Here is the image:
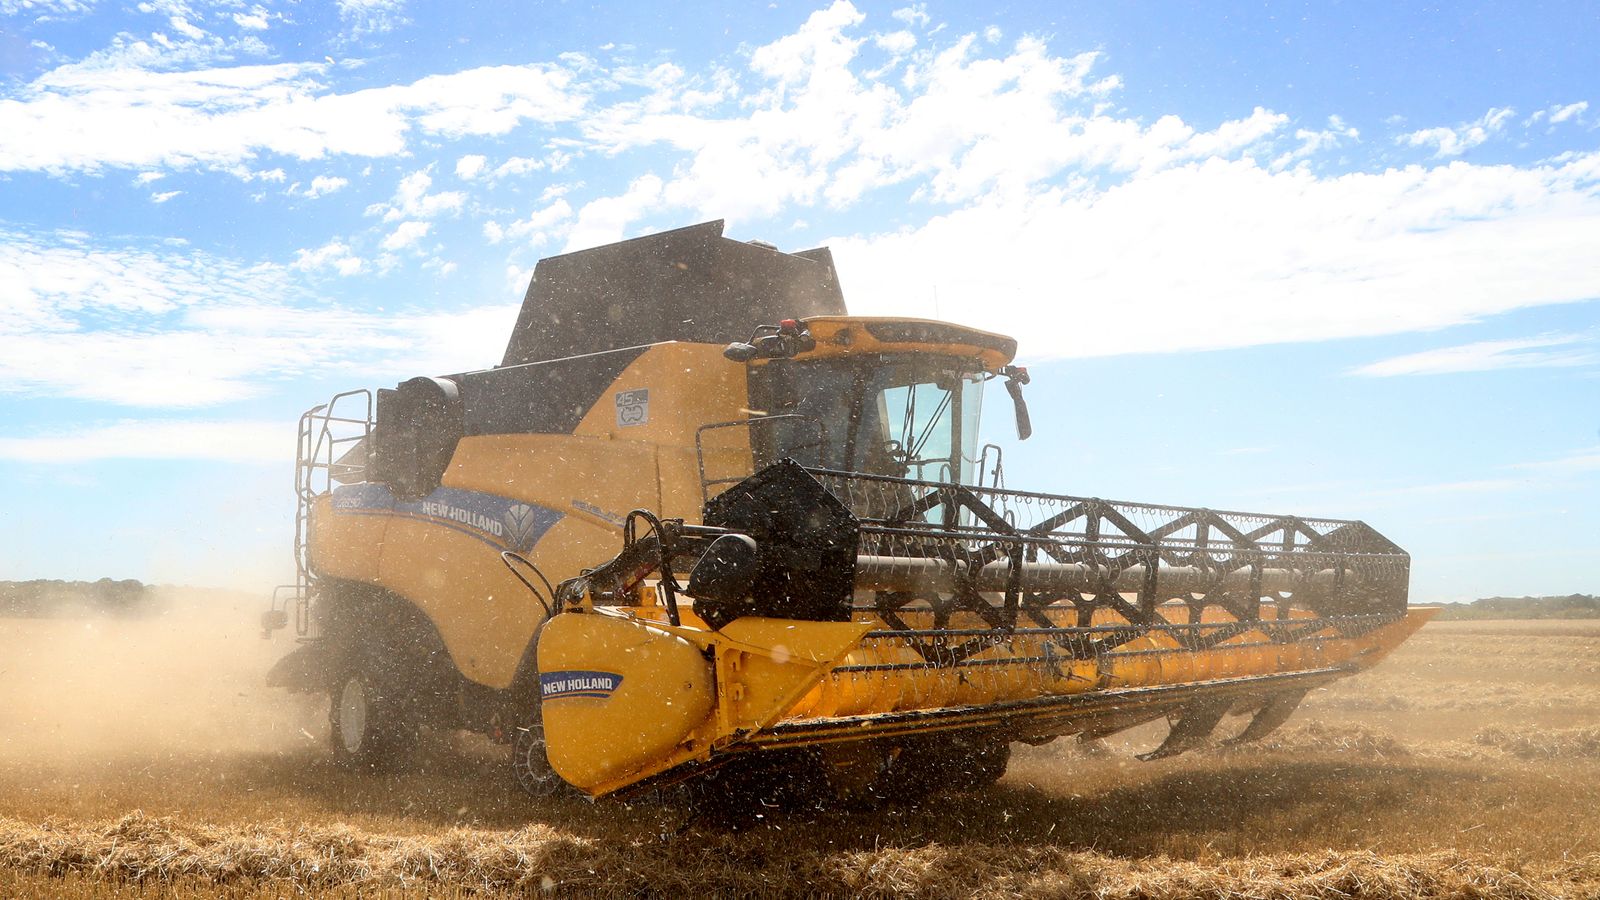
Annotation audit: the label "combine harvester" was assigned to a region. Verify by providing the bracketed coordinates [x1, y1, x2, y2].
[265, 221, 1432, 802]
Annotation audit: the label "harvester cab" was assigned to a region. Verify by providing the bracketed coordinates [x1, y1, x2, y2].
[265, 219, 1433, 803]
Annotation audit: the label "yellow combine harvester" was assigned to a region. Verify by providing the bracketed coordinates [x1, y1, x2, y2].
[264, 220, 1431, 802]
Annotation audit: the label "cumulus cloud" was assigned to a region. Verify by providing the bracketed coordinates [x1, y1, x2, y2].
[501, 198, 573, 246]
[454, 153, 486, 179]
[291, 239, 364, 275]
[232, 7, 269, 30]
[303, 175, 348, 198]
[563, 174, 661, 251]
[492, 155, 546, 177]
[380, 220, 430, 250]
[1401, 107, 1515, 157]
[369, 169, 464, 221]
[1527, 101, 1589, 128]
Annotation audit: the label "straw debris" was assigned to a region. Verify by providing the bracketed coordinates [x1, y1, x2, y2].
[1, 812, 1593, 898]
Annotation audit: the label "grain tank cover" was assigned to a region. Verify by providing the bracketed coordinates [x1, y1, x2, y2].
[501, 219, 847, 366]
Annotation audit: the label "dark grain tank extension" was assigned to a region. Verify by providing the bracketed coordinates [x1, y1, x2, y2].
[501, 219, 847, 366]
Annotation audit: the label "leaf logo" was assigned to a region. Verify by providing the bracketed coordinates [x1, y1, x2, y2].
[504, 503, 537, 549]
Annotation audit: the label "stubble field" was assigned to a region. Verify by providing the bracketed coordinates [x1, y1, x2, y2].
[1, 602, 1597, 899]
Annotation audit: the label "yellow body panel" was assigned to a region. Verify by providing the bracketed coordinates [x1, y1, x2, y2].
[306, 494, 385, 582]
[537, 613, 716, 793]
[571, 342, 752, 520]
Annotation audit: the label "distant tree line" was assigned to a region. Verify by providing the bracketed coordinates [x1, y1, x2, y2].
[1433, 594, 1600, 620]
[0, 578, 160, 618]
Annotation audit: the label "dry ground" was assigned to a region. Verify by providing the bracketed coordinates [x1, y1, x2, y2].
[1, 607, 1597, 898]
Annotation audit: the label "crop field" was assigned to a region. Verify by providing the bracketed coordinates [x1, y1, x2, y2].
[1, 604, 1598, 898]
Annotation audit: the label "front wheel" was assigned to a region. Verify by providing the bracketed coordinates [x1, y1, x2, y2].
[328, 669, 417, 771]
[512, 721, 573, 801]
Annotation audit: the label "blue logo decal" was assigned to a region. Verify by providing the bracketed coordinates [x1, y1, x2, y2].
[330, 484, 561, 552]
[540, 670, 624, 701]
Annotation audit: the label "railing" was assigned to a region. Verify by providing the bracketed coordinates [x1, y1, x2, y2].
[695, 414, 828, 504]
[288, 389, 373, 639]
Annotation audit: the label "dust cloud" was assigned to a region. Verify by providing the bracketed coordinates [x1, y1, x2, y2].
[0, 590, 324, 765]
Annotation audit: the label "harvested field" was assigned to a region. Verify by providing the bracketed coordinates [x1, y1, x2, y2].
[1, 611, 1598, 898]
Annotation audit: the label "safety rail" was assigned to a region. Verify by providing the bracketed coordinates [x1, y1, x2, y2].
[694, 414, 828, 504]
[288, 389, 373, 639]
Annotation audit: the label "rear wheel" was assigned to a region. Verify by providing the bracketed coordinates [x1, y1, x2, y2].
[328, 667, 418, 771]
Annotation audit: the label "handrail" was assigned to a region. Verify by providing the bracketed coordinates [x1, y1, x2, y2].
[290, 389, 373, 638]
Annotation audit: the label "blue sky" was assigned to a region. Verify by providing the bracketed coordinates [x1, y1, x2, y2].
[0, 0, 1595, 601]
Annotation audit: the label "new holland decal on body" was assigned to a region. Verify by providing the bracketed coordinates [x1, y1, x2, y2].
[540, 670, 624, 701]
[329, 483, 563, 552]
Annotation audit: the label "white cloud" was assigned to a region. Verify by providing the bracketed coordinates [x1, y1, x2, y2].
[1272, 114, 1359, 169]
[0, 228, 523, 407]
[873, 30, 915, 55]
[891, 3, 929, 28]
[6, 2, 1600, 407]
[232, 8, 268, 30]
[492, 155, 546, 177]
[1350, 335, 1597, 377]
[371, 169, 464, 221]
[1510, 447, 1600, 477]
[291, 239, 364, 275]
[1529, 101, 1589, 129]
[381, 220, 430, 250]
[564, 175, 661, 251]
[304, 175, 348, 198]
[1, 0, 95, 15]
[0, 58, 586, 175]
[828, 153, 1600, 359]
[150, 189, 181, 202]
[337, 0, 406, 37]
[0, 419, 292, 463]
[1548, 101, 1588, 124]
[1401, 107, 1515, 157]
[167, 14, 204, 40]
[503, 198, 573, 245]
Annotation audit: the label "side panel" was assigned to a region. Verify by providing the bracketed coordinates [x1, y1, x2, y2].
[367, 435, 662, 689]
[306, 493, 386, 582]
[308, 342, 752, 691]
[570, 342, 751, 521]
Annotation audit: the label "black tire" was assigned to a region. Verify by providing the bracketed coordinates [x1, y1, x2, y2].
[512, 721, 574, 801]
[879, 734, 1012, 799]
[949, 738, 1011, 791]
[328, 667, 418, 771]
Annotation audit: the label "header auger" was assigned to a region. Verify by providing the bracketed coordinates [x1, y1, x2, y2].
[265, 219, 1433, 803]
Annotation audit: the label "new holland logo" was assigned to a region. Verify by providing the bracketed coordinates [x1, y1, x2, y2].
[539, 670, 624, 701]
[503, 503, 538, 549]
